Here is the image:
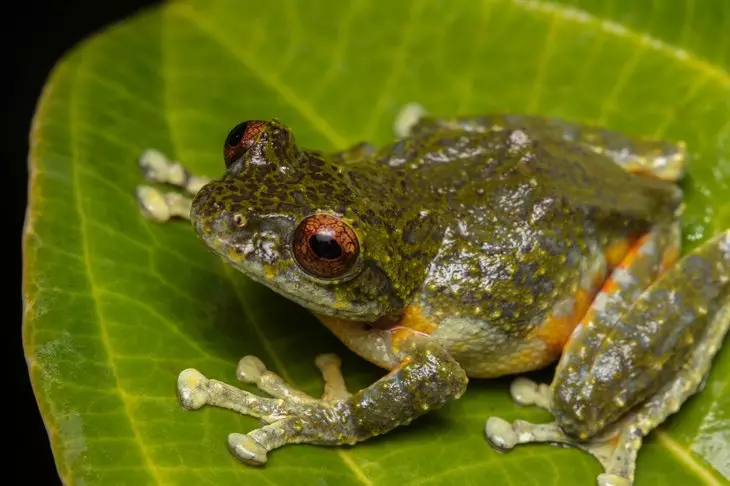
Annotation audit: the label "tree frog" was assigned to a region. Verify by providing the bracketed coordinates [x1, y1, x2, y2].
[135, 104, 729, 486]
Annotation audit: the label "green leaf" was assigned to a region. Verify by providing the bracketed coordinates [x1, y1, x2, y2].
[23, 0, 730, 484]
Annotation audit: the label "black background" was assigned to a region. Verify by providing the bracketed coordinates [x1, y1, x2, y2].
[12, 1, 158, 483]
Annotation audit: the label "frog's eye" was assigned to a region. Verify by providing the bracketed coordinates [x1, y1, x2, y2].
[292, 214, 360, 279]
[223, 120, 267, 168]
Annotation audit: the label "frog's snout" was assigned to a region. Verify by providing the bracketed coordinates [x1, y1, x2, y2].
[191, 182, 248, 239]
[190, 181, 290, 266]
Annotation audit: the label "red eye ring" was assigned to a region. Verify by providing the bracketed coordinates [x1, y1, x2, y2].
[293, 214, 360, 279]
[224, 120, 267, 168]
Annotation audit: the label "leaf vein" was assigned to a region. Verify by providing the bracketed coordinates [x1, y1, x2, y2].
[170, 3, 348, 149]
[507, 0, 730, 87]
[69, 48, 163, 484]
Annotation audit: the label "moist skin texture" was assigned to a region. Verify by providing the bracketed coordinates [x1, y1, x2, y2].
[135, 108, 729, 486]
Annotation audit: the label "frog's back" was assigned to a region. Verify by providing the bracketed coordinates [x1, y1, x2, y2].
[395, 127, 682, 377]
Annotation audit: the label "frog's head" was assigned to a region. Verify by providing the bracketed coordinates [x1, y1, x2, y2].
[191, 119, 423, 322]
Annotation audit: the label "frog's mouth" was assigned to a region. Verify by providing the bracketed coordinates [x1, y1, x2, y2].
[197, 226, 385, 322]
[227, 253, 385, 322]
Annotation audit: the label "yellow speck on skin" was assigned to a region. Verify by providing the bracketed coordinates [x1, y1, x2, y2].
[226, 247, 242, 263]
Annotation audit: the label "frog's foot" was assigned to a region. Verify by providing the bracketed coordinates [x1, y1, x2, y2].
[485, 417, 632, 486]
[487, 230, 730, 486]
[394, 102, 428, 138]
[507, 376, 551, 409]
[136, 186, 193, 222]
[488, 377, 628, 483]
[235, 354, 351, 402]
[177, 353, 353, 466]
[135, 149, 211, 222]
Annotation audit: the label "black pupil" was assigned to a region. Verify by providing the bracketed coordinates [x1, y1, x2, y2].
[309, 233, 342, 260]
[226, 122, 248, 147]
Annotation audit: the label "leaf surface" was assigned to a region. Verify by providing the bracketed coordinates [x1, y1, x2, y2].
[24, 0, 730, 484]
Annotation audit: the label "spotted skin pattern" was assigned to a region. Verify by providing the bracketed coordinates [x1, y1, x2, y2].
[135, 107, 728, 486]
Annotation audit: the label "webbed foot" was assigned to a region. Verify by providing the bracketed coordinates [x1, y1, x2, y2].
[177, 353, 355, 465]
[486, 230, 730, 486]
[178, 334, 468, 466]
[135, 149, 210, 222]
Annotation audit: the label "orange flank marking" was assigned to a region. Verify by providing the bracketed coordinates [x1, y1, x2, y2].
[398, 305, 438, 334]
[660, 241, 680, 273]
[542, 232, 655, 354]
[390, 328, 414, 355]
[535, 287, 595, 355]
[374, 304, 438, 335]
[605, 238, 632, 268]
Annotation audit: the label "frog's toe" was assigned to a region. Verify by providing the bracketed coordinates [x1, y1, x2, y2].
[484, 415, 638, 484]
[235, 355, 268, 383]
[394, 102, 428, 137]
[228, 432, 269, 466]
[138, 148, 210, 193]
[315, 353, 351, 400]
[228, 416, 307, 465]
[597, 473, 632, 486]
[236, 355, 318, 403]
[177, 368, 210, 410]
[136, 185, 171, 222]
[136, 185, 193, 222]
[484, 417, 518, 450]
[486, 418, 573, 451]
[139, 148, 173, 183]
[509, 377, 551, 409]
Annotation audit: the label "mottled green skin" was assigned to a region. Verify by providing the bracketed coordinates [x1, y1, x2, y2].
[170, 113, 730, 477]
[192, 116, 679, 323]
[189, 114, 694, 442]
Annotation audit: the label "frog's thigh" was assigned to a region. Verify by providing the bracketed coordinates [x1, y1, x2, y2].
[487, 230, 730, 486]
[135, 149, 211, 222]
[553, 222, 683, 419]
[495, 223, 680, 416]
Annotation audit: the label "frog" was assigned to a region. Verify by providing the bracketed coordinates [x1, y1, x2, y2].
[135, 103, 729, 486]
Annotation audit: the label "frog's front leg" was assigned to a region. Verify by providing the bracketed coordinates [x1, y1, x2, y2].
[135, 149, 211, 222]
[487, 229, 730, 486]
[178, 330, 468, 465]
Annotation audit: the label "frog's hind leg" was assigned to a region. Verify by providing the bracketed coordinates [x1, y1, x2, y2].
[545, 118, 687, 182]
[488, 289, 729, 485]
[486, 230, 730, 486]
[391, 107, 687, 182]
[135, 149, 211, 222]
